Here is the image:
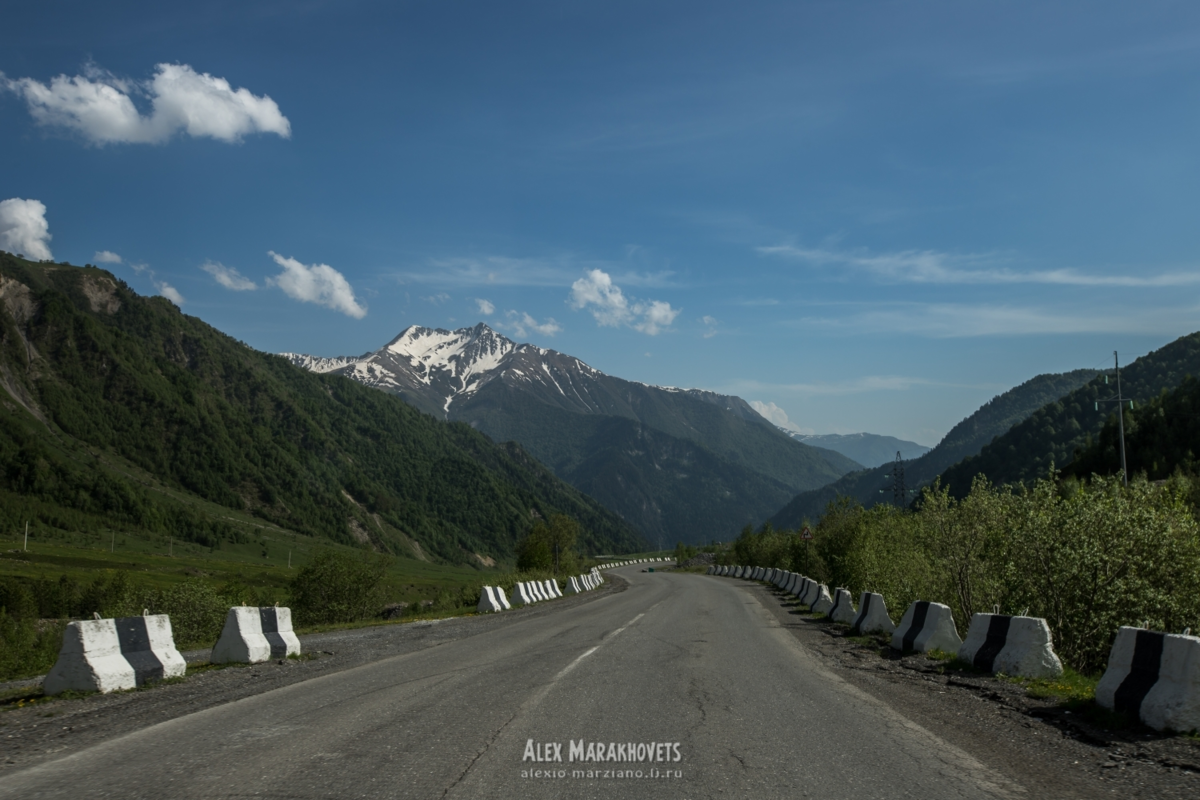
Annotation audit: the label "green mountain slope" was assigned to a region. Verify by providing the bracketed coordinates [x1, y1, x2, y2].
[939, 333, 1200, 495]
[769, 369, 1099, 527]
[0, 254, 644, 562]
[1066, 375, 1200, 481]
[452, 386, 804, 543]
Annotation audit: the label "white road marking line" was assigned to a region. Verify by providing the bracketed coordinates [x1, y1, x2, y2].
[553, 613, 644, 681]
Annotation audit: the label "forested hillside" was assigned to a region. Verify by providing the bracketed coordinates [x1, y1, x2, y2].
[769, 369, 1099, 526]
[0, 254, 644, 563]
[1067, 374, 1200, 482]
[939, 333, 1200, 496]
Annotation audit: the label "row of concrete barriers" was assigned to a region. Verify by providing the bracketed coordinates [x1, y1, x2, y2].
[477, 568, 605, 613]
[43, 606, 301, 695]
[476, 557, 668, 613]
[707, 565, 1200, 733]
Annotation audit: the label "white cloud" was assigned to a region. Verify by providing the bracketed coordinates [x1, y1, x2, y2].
[759, 243, 1200, 288]
[265, 251, 367, 319]
[475, 298, 495, 315]
[796, 302, 1200, 338]
[201, 261, 256, 291]
[4, 63, 290, 145]
[422, 292, 451, 305]
[701, 315, 719, 338]
[158, 282, 185, 305]
[568, 269, 680, 335]
[749, 400, 807, 433]
[93, 250, 121, 264]
[504, 311, 562, 338]
[732, 376, 940, 398]
[0, 198, 52, 260]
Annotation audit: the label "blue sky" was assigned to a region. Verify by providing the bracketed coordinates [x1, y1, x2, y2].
[3, 1, 1200, 445]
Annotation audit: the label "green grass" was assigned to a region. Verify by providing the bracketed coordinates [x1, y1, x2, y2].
[999, 667, 1098, 704]
[0, 524, 501, 612]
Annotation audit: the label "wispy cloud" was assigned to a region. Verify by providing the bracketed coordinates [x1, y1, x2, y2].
[201, 260, 255, 291]
[568, 269, 680, 335]
[393, 251, 680, 290]
[475, 298, 495, 315]
[794, 301, 1200, 338]
[728, 375, 949, 398]
[3, 62, 290, 145]
[759, 244, 1200, 288]
[501, 311, 561, 338]
[93, 250, 121, 264]
[422, 292, 451, 305]
[701, 315, 720, 338]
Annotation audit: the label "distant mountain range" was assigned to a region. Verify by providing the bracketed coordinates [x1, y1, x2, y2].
[283, 324, 861, 545]
[770, 369, 1100, 527]
[784, 432, 930, 469]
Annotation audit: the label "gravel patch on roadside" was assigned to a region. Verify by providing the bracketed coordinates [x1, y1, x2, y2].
[0, 576, 626, 775]
[750, 581, 1200, 799]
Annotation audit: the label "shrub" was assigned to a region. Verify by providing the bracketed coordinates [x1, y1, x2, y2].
[289, 550, 390, 626]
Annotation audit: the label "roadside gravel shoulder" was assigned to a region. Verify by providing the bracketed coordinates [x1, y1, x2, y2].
[745, 579, 1200, 800]
[0, 576, 627, 775]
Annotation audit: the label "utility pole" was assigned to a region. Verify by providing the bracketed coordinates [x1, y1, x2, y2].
[892, 451, 906, 508]
[24, 521, 28, 551]
[1096, 351, 1132, 487]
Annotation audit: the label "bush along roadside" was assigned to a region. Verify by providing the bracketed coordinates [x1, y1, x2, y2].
[713, 472, 1200, 677]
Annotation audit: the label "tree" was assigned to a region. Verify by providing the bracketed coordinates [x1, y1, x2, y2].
[516, 514, 580, 575]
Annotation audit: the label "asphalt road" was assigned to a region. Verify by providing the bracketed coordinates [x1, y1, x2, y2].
[3, 568, 1027, 799]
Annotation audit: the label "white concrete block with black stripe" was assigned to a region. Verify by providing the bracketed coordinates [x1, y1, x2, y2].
[544, 579, 562, 598]
[212, 607, 301, 664]
[958, 614, 1063, 679]
[801, 579, 822, 608]
[811, 585, 835, 615]
[1096, 627, 1200, 732]
[850, 592, 896, 636]
[829, 588, 857, 624]
[891, 601, 962, 654]
[45, 614, 186, 695]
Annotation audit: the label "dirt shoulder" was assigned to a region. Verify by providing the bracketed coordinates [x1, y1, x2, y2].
[0, 576, 627, 775]
[749, 580, 1200, 800]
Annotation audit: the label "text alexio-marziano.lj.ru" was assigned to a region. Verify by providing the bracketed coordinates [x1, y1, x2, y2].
[521, 739, 683, 779]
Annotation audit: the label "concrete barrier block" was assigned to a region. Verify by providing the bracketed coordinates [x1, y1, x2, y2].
[477, 587, 503, 613]
[260, 608, 300, 659]
[44, 619, 137, 695]
[891, 601, 962, 654]
[829, 589, 857, 624]
[544, 579, 561, 598]
[850, 592, 896, 636]
[495, 586, 512, 610]
[565, 577, 581, 595]
[958, 614, 1063, 679]
[1096, 627, 1200, 732]
[212, 607, 272, 664]
[802, 579, 822, 608]
[511, 582, 531, 605]
[811, 585, 835, 615]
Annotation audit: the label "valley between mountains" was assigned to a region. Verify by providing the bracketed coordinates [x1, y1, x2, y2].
[281, 323, 862, 545]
